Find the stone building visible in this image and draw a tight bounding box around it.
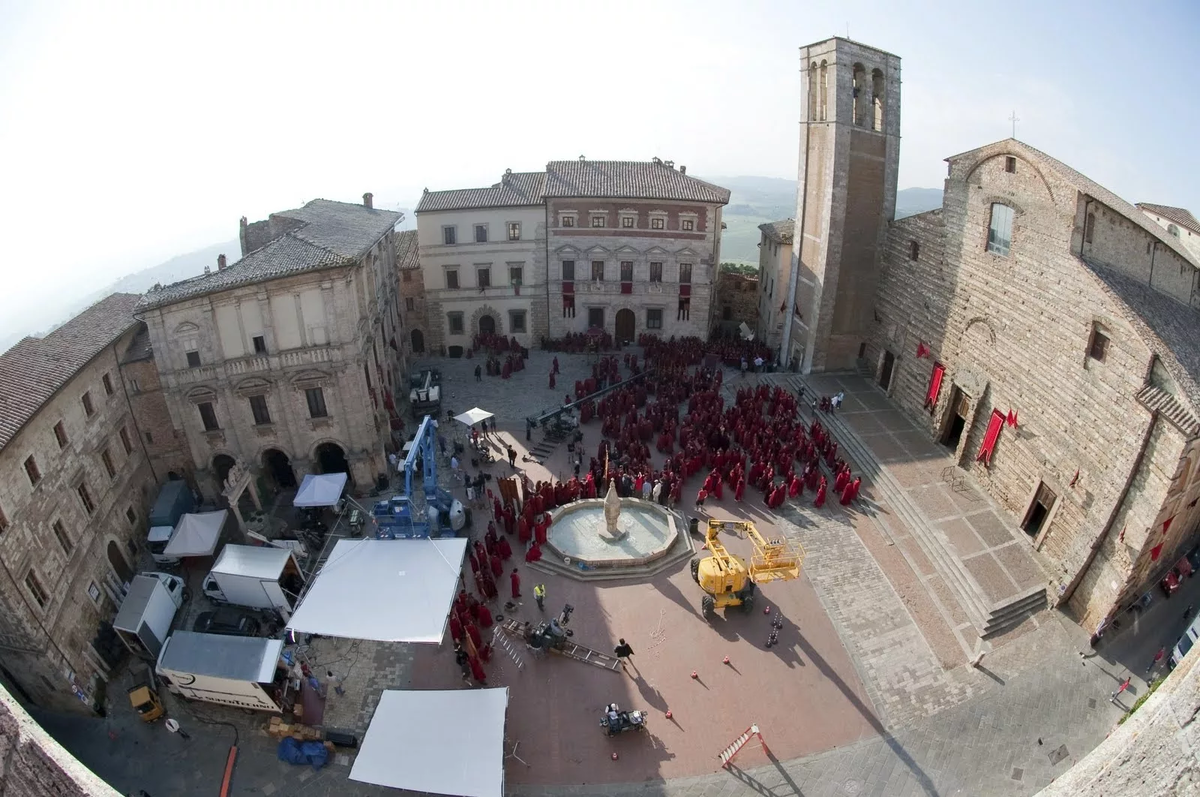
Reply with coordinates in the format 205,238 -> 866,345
864,137 -> 1200,630
0,293 -> 157,713
414,159 -> 730,350
136,196 -> 405,500
395,230 -> 428,358
1137,202 -> 1200,262
710,270 -> 760,339
787,37 -> 902,373
755,218 -> 795,353
117,326 -> 195,482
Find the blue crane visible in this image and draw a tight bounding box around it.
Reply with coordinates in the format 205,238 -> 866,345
372,415 -> 467,539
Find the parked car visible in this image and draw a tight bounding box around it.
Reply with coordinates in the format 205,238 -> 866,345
192,608 -> 261,638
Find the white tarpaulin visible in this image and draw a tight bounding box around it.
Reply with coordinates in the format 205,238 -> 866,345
454,407 -> 494,427
162,510 -> 227,557
285,538 -> 466,642
293,473 -> 348,507
351,688 -> 508,797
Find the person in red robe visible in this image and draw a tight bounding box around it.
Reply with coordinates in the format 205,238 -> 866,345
469,655 -> 487,684
467,595 -> 481,620
468,551 -> 480,574
814,477 -> 827,509
490,553 -> 502,577
712,476 -> 723,501
848,477 -> 862,503
585,476 -> 597,499
549,370 -> 556,390
834,469 -> 849,493
479,642 -> 493,663
695,488 -> 707,510
517,515 -> 531,544
449,613 -> 464,642
525,541 -> 543,563
473,540 -> 487,567
466,620 -> 482,649
497,534 -> 512,560
788,474 -> 801,498
734,477 -> 745,502
455,589 -> 469,615
552,356 -> 560,375
535,517 -> 548,546
477,602 -> 493,628
510,568 -> 522,598
473,572 -> 486,599
482,573 -> 497,600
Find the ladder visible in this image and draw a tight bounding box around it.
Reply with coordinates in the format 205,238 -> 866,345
554,641 -> 621,672
491,626 -> 525,670
718,724 -> 770,768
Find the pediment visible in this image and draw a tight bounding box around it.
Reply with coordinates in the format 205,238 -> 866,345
645,246 -> 670,256
290,369 -> 331,388
675,247 -> 699,258
585,245 -> 611,256
185,386 -> 218,404
234,377 -> 273,397
174,321 -> 200,334
614,245 -> 640,255
554,245 -> 581,256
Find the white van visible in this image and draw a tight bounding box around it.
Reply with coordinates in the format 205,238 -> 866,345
1170,614 -> 1200,668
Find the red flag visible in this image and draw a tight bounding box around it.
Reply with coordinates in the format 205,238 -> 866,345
1006,409 -> 1019,428
1163,517 -> 1173,534
1118,525 -> 1126,543
916,342 -> 930,358
1069,469 -> 1079,487
1151,543 -> 1164,561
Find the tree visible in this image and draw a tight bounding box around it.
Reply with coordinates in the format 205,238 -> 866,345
719,262 -> 758,277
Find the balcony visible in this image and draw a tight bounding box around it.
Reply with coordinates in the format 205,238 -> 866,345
176,364 -> 218,385
279,347 -> 334,368
227,355 -> 271,375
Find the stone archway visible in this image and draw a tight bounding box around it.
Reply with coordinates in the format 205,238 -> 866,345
615,308 -> 636,344
478,315 -> 496,335
262,448 -> 297,490
469,305 -> 502,338
107,540 -> 133,584
410,328 -> 425,354
212,454 -> 235,487
315,442 -> 353,487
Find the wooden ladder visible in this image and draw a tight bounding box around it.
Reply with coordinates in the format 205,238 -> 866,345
718,724 -> 770,768
491,626 -> 524,671
556,641 -> 622,672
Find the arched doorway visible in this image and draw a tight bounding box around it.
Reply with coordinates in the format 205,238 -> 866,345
315,442 -> 352,486
212,454 -> 235,488
107,540 -> 133,584
615,308 -> 636,344
410,328 -> 425,354
478,315 -> 496,335
263,449 -> 297,490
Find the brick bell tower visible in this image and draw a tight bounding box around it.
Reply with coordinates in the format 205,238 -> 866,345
780,38 -> 901,373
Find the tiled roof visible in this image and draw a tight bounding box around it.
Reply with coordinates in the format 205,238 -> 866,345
0,293 -> 141,450
759,219 -> 795,245
121,325 -> 154,363
395,229 -> 419,269
415,172 -> 546,213
1083,259 -> 1200,415
138,200 -> 401,311
1136,203 -> 1200,236
544,160 -> 731,204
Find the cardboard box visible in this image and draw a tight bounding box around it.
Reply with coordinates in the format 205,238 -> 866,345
269,717 -> 281,727
293,705 -> 304,719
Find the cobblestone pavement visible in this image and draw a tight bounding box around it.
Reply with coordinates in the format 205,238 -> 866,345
29,355 -> 1198,796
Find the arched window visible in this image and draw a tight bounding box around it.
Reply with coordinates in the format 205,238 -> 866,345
808,62 -> 818,121
819,60 -> 828,121
987,204 -> 1015,256
1167,223 -> 1180,237
851,63 -> 866,127
872,69 -> 885,131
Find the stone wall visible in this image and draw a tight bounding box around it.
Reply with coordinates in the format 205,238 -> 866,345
755,230 -> 792,348
118,329 -> 194,484
711,271 -> 760,338
0,683 -> 118,795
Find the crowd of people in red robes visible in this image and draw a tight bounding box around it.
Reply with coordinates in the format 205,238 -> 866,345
541,330 -> 615,353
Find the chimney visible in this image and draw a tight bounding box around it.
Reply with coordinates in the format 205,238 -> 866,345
680,165 -> 687,175
217,254 -> 227,271
363,192 -> 374,209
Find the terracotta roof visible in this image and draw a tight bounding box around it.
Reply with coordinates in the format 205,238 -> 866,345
395,229 -> 419,269
544,160 -> 730,204
759,219 -> 795,245
121,325 -> 154,364
0,293 -> 141,450
1136,203 -> 1200,236
415,172 -> 545,213
138,200 -> 401,311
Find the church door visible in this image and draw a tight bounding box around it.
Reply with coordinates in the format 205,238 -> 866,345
615,309 -> 635,344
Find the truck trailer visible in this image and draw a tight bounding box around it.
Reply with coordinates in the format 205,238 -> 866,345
113,573 -> 186,659
156,631 -> 287,712
147,480 -> 196,565
202,545 -> 303,621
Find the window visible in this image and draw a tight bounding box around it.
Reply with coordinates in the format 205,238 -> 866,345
474,224 -> 488,243
185,350 -> 201,368
651,217 -> 665,230
249,395 -> 271,425
252,335 -> 267,354
144,431 -> 154,444
198,401 -> 219,432
25,571 -> 48,608
1084,213 -> 1095,244
54,421 -> 68,449
129,378 -> 140,393
723,304 -> 733,321
102,373 -> 114,396
24,456 -> 41,486
560,215 -> 575,228
591,215 -> 606,228
647,308 -> 663,330
1088,325 -> 1110,362
125,507 -> 136,525
562,261 -> 575,281
477,267 -> 491,288
77,482 -> 95,515
442,226 -> 457,245
0,504 -> 7,533
679,263 -> 693,284
101,448 -> 115,479
509,266 -> 523,285
1005,156 -> 1017,174
52,521 -> 71,555
682,219 -> 695,231
910,240 -> 920,260
591,261 -> 605,281
562,295 -> 576,317
507,222 -> 521,241
87,582 -> 100,603
305,387 -> 328,419
402,269 -> 412,282
649,262 -> 663,282
620,261 -> 634,282
677,297 -> 691,320
448,312 -> 464,335
621,216 -> 635,229
81,391 -> 95,417
405,297 -> 415,311
119,426 -> 132,454
446,269 -> 459,289
509,310 -> 527,333
986,203 -> 1014,256
1022,483 -> 1057,538
1167,223 -> 1180,238
588,308 -> 605,329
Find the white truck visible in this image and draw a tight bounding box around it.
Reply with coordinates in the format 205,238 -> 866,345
156,631 -> 287,712
113,573 -> 187,660
202,545 -> 302,621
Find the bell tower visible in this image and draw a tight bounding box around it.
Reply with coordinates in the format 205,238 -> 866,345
781,38 -> 901,373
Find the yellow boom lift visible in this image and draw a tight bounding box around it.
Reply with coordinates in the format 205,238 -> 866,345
690,519 -> 804,616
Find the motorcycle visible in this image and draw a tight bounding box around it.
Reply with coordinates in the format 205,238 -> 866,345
600,703 -> 647,737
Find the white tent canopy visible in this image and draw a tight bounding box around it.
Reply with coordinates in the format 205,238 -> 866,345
285,538 -> 466,642
293,472 -> 348,507
351,688 -> 508,797
162,510 -> 227,557
454,407 -> 494,427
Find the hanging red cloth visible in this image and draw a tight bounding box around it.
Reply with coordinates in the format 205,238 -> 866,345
924,363 -> 945,409
976,410 -> 1005,466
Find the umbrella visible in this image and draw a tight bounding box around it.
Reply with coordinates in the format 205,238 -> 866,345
454,407 -> 494,427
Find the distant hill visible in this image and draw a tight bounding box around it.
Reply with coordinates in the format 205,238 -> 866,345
703,176 -> 943,264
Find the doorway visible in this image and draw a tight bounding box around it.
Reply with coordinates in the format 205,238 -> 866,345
940,388 -> 969,451
448,345 -> 463,358
263,449 -> 297,490
478,315 -> 496,335
878,350 -> 896,391
107,540 -> 133,584
315,442 -> 352,487
410,328 -> 425,354
615,309 -> 635,343
1022,483 -> 1057,538
588,307 -> 605,330
212,454 -> 235,488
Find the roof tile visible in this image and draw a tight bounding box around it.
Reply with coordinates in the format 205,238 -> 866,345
1136,203 -> 1200,237
544,160 -> 730,204
415,172 -> 545,213
759,219 -> 795,244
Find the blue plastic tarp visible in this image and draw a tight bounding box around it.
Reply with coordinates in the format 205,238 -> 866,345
277,737 -> 330,770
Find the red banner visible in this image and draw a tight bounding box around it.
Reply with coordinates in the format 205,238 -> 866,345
924,363 -> 945,409
976,409 -> 1005,467
916,341 -> 930,358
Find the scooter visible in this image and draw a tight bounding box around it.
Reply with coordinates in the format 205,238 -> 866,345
600,702 -> 647,737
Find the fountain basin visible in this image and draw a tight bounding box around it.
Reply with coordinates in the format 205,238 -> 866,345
546,498 -> 679,570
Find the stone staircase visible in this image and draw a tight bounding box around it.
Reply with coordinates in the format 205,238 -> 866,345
766,373 -> 1046,639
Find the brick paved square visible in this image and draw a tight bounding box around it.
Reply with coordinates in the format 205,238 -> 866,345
962,553 -> 1021,605
938,517 -> 986,557
966,510 -> 1021,548
911,484 -> 958,521
993,542 -> 1049,590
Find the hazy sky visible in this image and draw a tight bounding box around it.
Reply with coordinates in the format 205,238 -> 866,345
2,0 -> 1197,340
